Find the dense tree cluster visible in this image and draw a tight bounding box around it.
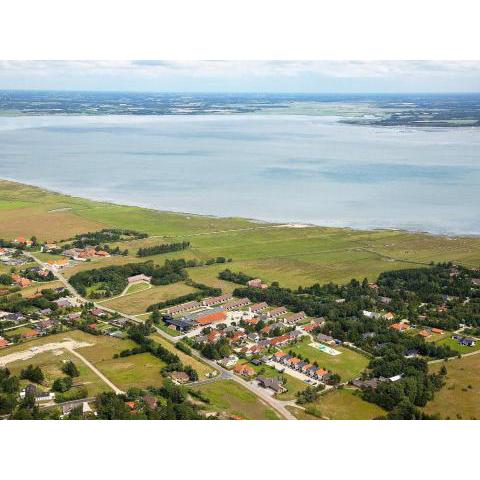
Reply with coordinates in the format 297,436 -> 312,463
69,228 -> 147,248
137,241 -> 190,257
218,269 -> 254,285
69,259 -> 191,298
20,365 -> 44,384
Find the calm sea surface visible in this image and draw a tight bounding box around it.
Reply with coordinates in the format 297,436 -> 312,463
0,114 -> 479,235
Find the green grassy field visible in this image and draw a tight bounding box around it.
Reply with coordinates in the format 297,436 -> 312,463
298,388 -> 386,420
125,282 -> 151,295
0,330 -> 166,394
99,282 -> 198,314
2,179 -> 480,291
149,333 -> 216,379
93,352 -> 166,391
5,350 -> 110,396
424,355 -> 480,419
429,336 -> 480,355
194,379 -> 280,420
288,339 -> 370,381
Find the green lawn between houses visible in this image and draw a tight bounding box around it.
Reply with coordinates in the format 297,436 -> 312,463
287,338 -> 370,382
429,336 -> 480,355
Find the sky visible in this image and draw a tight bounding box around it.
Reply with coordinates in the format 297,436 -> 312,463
0,61 -> 479,93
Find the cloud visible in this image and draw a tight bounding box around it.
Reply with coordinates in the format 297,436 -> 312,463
1,60 -> 480,79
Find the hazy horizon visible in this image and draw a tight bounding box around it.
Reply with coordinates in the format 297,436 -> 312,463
1,61 -> 480,93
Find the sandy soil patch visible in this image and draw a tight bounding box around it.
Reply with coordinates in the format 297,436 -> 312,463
0,338 -> 93,366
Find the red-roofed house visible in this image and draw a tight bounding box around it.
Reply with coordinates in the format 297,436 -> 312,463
233,363 -> 255,376
196,311 -> 227,326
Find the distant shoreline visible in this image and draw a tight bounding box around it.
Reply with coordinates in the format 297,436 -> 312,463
2,176 -> 479,239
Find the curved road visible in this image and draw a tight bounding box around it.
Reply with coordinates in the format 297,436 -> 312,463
28,253 -> 295,419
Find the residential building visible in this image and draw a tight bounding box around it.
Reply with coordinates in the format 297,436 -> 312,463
233,363 -> 255,376
222,298 -> 251,311
267,306 -> 287,319
165,301 -> 201,316
201,294 -> 233,307
256,376 -> 286,393
283,311 -> 306,324
170,371 -> 190,384
249,302 -> 268,314
195,311 -> 227,326
127,274 -> 151,284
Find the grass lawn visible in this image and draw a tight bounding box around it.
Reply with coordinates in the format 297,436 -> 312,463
99,282 -> 198,314
4,326 -> 38,338
94,352 -> 166,391
149,333 -> 215,378
125,282 -> 151,295
431,336 -> 480,355
0,199 -> 33,210
302,388 -> 386,420
288,339 -> 370,381
423,355 -> 480,419
6,350 -> 110,396
33,252 -> 64,262
186,263 -> 239,294
286,405 -> 322,420
19,280 -> 64,298
194,379 -> 280,420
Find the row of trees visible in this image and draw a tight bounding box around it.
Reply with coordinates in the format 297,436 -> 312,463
69,228 -> 147,248
218,269 -> 254,285
137,241 -> 190,257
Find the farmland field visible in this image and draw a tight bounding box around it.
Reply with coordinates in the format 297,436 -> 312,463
99,282 -> 198,314
2,180 -> 480,290
424,355 -> 480,419
288,338 -> 370,381
194,379 -> 280,420
298,388 -> 386,420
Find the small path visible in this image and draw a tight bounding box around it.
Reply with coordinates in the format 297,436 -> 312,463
66,347 -> 124,395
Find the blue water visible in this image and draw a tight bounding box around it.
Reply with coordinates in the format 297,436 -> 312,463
0,114 -> 479,235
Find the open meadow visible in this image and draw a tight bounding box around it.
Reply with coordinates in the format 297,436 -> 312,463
193,379 -> 280,420
295,388 -> 386,420
98,282 -> 198,314
424,355 -> 480,420
2,180 -> 480,292
0,330 -> 166,394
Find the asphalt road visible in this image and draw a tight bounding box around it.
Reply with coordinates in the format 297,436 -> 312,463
28,252 -> 296,420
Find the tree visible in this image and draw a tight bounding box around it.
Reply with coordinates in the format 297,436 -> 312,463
20,365 -> 44,384
62,361 -> 80,378
52,376 -> 73,393
96,392 -> 130,420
